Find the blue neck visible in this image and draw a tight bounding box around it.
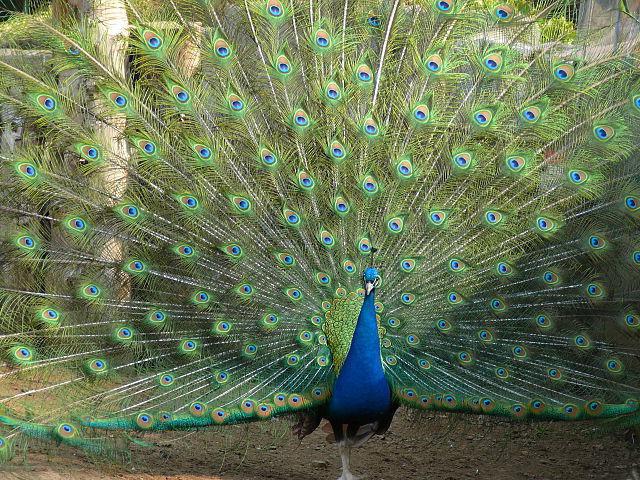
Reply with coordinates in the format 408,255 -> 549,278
327,289 -> 391,422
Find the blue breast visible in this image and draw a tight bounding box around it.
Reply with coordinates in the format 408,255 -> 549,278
327,290 -> 392,423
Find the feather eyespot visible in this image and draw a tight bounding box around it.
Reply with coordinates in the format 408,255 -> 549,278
37,94 -> 56,111
172,85 -> 190,103
214,39 -> 232,58
143,30 -> 162,49
315,29 -> 331,48
356,64 -> 373,83
425,54 -> 443,73
593,125 -> 615,141
553,63 -> 575,81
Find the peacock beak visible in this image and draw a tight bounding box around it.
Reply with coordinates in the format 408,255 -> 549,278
365,281 -> 375,295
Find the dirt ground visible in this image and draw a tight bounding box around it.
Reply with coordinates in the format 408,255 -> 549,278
1,409 -> 638,480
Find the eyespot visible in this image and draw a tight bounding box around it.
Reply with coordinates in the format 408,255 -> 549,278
259,147 -> 278,167
178,194 -> 199,209
193,290 -> 210,304
485,210 -> 503,225
512,345 -> 527,358
624,313 -> 639,329
480,398 -> 495,413
568,169 -> 588,185
412,104 -> 430,123
478,329 -> 493,342
361,174 -> 379,195
405,334 -> 420,346
505,155 -> 526,173
137,139 -> 156,155
536,216 -> 556,233
158,373 -> 175,387
401,292 -> 416,305
16,235 -> 37,250
214,320 -> 233,334
276,251 -> 295,267
231,195 -> 252,213
325,82 -> 342,102
222,243 -> 242,259
39,308 -> 60,324
266,0 -> 284,17
37,94 -> 56,111
385,355 -> 398,366
81,284 -> 101,298
334,195 -> 350,215
428,210 -> 447,226
359,11 -> 378,26
536,314 -> 552,328
12,345 -> 33,362
585,282 -> 604,298
329,140 -> 346,162
148,310 -> 167,325
211,408 -> 227,424
283,208 -> 301,226
119,204 -> 140,220
435,0 -> 454,12
215,370 -> 230,384
424,54 -> 443,73
356,64 -> 373,83
490,297 -> 506,311
343,259 -> 356,274
315,29 -> 331,48
125,259 -> 146,273
285,287 -> 302,301
228,94 -> 245,112
275,54 -> 291,74
633,250 -> 640,265
362,118 -> 379,137
473,109 -> 493,126
436,318 -> 452,332
400,258 -> 416,273
56,423 -> 77,439
287,394 -> 304,408
495,367 -> 509,379
573,334 -> 591,349
448,258 -> 465,272
214,38 -> 232,58
67,216 -> 88,232
521,106 -> 541,123
143,30 -> 162,49
593,124 -> 615,141
136,413 -> 154,429
298,171 -> 315,190
286,352 -> 299,366
193,144 -> 212,160
68,45 -> 80,55
190,402 -> 207,417
387,216 -> 404,234
452,152 -> 473,170
109,92 -> 128,108
530,399 -> 545,414
493,4 -> 514,21
180,339 -> 199,353
396,158 -> 414,179
496,261 -> 513,275
86,358 -> 108,373
585,400 -> 603,416
447,291 -> 463,304
236,283 -> 253,297
624,195 -> 638,212
315,272 -> 331,286
605,358 -> 623,373
553,63 -> 575,81
588,235 -> 606,250
542,270 -> 559,284
80,144 -> 100,160
358,236 -> 372,254
172,85 -> 190,104
482,53 -> 503,72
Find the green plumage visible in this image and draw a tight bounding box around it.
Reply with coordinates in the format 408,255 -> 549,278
0,0 -> 639,467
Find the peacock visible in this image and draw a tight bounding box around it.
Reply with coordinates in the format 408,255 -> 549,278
0,0 -> 639,479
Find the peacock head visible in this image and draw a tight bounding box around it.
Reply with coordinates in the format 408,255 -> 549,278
363,267 -> 381,296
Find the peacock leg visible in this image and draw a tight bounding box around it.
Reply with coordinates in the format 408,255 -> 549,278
337,442 -> 357,480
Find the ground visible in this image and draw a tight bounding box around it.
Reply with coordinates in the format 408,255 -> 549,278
2,409 -> 638,480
